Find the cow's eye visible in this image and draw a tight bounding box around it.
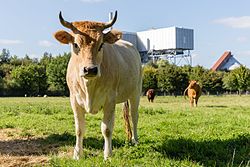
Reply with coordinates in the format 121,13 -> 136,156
98,43 -> 104,51
73,43 -> 80,54
73,43 -> 79,49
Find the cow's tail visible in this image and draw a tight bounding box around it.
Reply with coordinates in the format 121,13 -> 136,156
123,100 -> 132,141
183,87 -> 188,99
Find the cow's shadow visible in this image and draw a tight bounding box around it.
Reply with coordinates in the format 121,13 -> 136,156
154,134 -> 250,166
0,132 -> 125,156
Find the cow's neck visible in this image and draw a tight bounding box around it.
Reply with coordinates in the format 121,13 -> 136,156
77,77 -> 103,114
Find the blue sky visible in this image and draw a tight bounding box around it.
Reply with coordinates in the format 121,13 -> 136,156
0,0 -> 250,68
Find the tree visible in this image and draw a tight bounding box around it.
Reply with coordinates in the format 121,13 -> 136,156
202,71 -> 224,94
233,66 -> 250,94
223,66 -> 250,94
223,72 -> 237,93
157,64 -> 189,95
10,55 -> 22,66
145,60 -> 158,68
156,59 -> 170,68
0,63 -> 15,96
0,49 -> 11,64
0,64 -> 14,78
142,65 -> 158,93
47,53 -> 70,95
40,52 -> 53,67
175,67 -> 189,95
0,76 -> 3,90
181,65 -> 193,75
11,64 -> 48,96
189,65 -> 207,82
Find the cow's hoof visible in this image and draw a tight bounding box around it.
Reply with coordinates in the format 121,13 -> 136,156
132,139 -> 139,145
104,156 -> 112,161
104,151 -> 112,161
73,155 -> 80,160
73,148 -> 82,160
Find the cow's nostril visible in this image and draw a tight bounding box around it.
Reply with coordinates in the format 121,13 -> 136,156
84,67 -> 88,73
91,67 -> 98,75
83,66 -> 98,77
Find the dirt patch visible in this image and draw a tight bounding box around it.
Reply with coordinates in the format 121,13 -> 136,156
0,155 -> 48,167
0,128 -> 54,166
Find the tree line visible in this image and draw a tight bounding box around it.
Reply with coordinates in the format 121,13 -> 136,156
0,49 -> 70,96
0,49 -> 249,97
143,60 -> 250,96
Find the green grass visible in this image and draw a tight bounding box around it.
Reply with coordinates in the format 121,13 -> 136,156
0,96 -> 249,166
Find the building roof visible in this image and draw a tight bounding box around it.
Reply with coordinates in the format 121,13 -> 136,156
211,51 -> 241,71
211,51 -> 232,71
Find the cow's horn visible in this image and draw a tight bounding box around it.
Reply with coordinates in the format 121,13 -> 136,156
59,11 -> 78,32
103,10 -> 117,29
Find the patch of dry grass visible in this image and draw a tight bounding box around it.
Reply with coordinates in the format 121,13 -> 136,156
0,129 -> 51,167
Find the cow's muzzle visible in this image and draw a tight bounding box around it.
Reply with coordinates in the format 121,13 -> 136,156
81,66 -> 98,78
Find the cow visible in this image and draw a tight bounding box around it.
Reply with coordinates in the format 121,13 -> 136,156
146,89 -> 155,102
53,11 -> 142,160
183,80 -> 201,107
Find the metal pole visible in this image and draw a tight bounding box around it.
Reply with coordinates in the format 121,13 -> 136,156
189,50 -> 192,66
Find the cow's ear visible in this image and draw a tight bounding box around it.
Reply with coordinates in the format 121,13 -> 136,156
54,30 -> 74,44
103,29 -> 122,44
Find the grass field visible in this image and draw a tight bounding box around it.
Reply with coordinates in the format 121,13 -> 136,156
0,95 -> 249,166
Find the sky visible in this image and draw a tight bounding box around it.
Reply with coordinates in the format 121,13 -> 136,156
0,0 -> 250,68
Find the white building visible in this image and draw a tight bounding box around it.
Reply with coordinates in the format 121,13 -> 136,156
122,26 -> 194,65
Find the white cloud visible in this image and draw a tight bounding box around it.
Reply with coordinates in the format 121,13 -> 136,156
214,16 -> 250,28
80,0 -> 105,3
38,40 -> 54,47
0,39 -> 22,45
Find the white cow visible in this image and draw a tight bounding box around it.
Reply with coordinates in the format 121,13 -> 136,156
54,11 -> 142,160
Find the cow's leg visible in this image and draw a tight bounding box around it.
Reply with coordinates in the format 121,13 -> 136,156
101,101 -> 115,160
195,98 -> 198,107
70,96 -> 85,160
190,97 -> 194,107
194,98 -> 197,107
129,96 -> 140,145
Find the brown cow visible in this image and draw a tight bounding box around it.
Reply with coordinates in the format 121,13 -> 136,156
146,89 -> 155,102
183,80 -> 201,107
54,11 -> 142,160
